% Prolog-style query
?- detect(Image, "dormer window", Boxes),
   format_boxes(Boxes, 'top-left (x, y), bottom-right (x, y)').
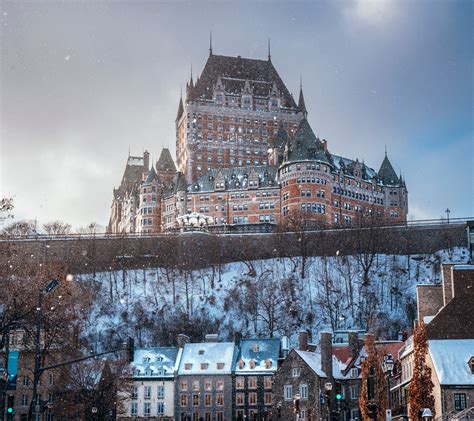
top-left (156, 356), bottom-right (163, 362)
top-left (199, 349), bottom-right (205, 355)
top-left (184, 363), bottom-right (193, 370)
top-left (350, 368), bottom-right (359, 378)
top-left (249, 359), bottom-right (256, 369)
top-left (468, 356), bottom-right (474, 374)
top-left (265, 359), bottom-right (272, 369)
top-left (238, 359), bottom-right (245, 369)
top-left (143, 356), bottom-right (151, 363)
top-left (201, 363), bottom-right (209, 370)
top-left (252, 344), bottom-right (260, 353)
top-left (217, 362), bottom-right (225, 370)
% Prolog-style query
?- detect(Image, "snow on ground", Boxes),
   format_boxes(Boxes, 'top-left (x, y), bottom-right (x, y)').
top-left (79, 247), bottom-right (470, 348)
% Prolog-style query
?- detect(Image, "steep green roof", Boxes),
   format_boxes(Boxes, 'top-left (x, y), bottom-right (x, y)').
top-left (156, 148), bottom-right (176, 172)
top-left (377, 154), bottom-right (399, 186)
top-left (287, 118), bottom-right (332, 165)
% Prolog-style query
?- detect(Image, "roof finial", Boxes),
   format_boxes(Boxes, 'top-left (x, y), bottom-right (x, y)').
top-left (209, 30), bottom-right (213, 55)
top-left (128, 145), bottom-right (130, 157)
top-left (300, 75), bottom-right (302, 90)
top-left (190, 63), bottom-right (193, 86)
top-left (385, 144), bottom-right (387, 157)
top-left (268, 37), bottom-right (271, 61)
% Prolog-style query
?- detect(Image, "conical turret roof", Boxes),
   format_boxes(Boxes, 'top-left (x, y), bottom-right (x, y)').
top-left (377, 154), bottom-right (399, 186)
top-left (156, 148), bottom-right (177, 172)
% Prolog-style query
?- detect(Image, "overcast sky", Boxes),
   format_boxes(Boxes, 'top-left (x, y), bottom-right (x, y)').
top-left (1, 0), bottom-right (472, 229)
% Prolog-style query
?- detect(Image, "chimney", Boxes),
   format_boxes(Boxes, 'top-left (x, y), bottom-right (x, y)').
top-left (177, 334), bottom-right (190, 349)
top-left (441, 264), bottom-right (456, 305)
top-left (348, 331), bottom-right (361, 359)
top-left (205, 334), bottom-right (219, 343)
top-left (143, 150), bottom-right (150, 170)
top-left (416, 284), bottom-right (444, 322)
top-left (452, 265), bottom-right (474, 298)
top-left (299, 330), bottom-right (309, 351)
top-left (320, 331), bottom-right (333, 379)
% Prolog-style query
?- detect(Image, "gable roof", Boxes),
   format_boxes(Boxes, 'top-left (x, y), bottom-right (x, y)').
top-left (188, 53), bottom-right (297, 108)
top-left (428, 339), bottom-right (474, 385)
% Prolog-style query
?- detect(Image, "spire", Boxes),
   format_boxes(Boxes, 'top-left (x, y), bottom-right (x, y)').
top-left (209, 30), bottom-right (213, 55)
top-left (297, 77), bottom-right (307, 117)
top-left (190, 63), bottom-right (193, 87)
top-left (267, 38), bottom-right (271, 61)
top-left (176, 92), bottom-right (184, 122)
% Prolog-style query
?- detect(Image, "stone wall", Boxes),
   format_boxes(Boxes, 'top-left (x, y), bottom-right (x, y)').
top-left (0, 223), bottom-right (468, 275)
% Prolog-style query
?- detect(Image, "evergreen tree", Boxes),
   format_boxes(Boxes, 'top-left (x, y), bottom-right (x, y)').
top-left (359, 334), bottom-right (387, 420)
top-left (408, 321), bottom-right (435, 420)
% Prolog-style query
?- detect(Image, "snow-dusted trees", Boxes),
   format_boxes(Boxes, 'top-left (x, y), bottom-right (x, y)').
top-left (2, 219), bottom-right (37, 236)
top-left (359, 334), bottom-right (387, 421)
top-left (408, 321), bottom-right (435, 420)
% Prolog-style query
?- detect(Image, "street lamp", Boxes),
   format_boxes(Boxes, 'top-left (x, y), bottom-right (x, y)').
top-left (445, 208), bottom-right (451, 223)
top-left (421, 408), bottom-right (433, 421)
top-left (30, 279), bottom-right (60, 421)
top-left (324, 382), bottom-right (333, 421)
top-left (383, 354), bottom-right (395, 418)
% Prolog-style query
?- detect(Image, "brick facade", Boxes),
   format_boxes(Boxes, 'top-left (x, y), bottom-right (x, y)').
top-left (109, 47), bottom-right (409, 234)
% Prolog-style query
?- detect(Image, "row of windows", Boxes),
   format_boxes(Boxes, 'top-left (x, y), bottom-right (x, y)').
top-left (188, 113), bottom-right (295, 128)
top-left (131, 385), bottom-right (165, 399)
top-left (141, 218), bottom-right (153, 226)
top-left (301, 203), bottom-right (326, 214)
top-left (181, 393), bottom-right (224, 406)
top-left (180, 411), bottom-right (224, 421)
top-left (235, 376), bottom-right (272, 389)
top-left (235, 392), bottom-right (272, 405)
top-left (333, 187), bottom-right (383, 204)
top-left (259, 214), bottom-right (276, 223)
top-left (300, 190), bottom-right (325, 198)
top-left (180, 378), bottom-right (224, 391)
top-left (131, 401), bottom-right (164, 416)
top-left (281, 164), bottom-right (330, 174)
top-left (183, 362), bottom-right (225, 371)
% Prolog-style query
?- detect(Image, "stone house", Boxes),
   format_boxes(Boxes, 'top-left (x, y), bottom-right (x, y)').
top-left (119, 347), bottom-right (179, 420)
top-left (175, 335), bottom-right (237, 421)
top-left (391, 264), bottom-right (474, 420)
top-left (233, 338), bottom-right (283, 420)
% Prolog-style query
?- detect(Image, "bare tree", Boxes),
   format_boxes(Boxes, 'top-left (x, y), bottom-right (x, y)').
top-left (2, 219), bottom-right (36, 236)
top-left (42, 220), bottom-right (72, 235)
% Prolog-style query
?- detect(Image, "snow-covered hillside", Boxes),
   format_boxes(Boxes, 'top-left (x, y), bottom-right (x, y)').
top-left (81, 247), bottom-right (470, 349)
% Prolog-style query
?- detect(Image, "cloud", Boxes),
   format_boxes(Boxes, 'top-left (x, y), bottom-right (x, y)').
top-left (343, 0), bottom-right (400, 27)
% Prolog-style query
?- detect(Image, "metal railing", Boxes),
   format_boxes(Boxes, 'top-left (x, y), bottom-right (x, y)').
top-left (0, 217), bottom-right (472, 241)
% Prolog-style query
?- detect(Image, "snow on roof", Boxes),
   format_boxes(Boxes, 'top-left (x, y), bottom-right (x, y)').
top-left (178, 342), bottom-right (237, 375)
top-left (424, 315), bottom-right (435, 324)
top-left (294, 349), bottom-right (343, 378)
top-left (235, 338), bottom-right (281, 373)
top-left (295, 350), bottom-right (326, 377)
top-left (428, 339), bottom-right (474, 385)
top-left (132, 347), bottom-right (179, 378)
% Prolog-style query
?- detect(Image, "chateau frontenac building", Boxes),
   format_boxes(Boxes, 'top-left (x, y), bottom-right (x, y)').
top-left (108, 45), bottom-right (408, 234)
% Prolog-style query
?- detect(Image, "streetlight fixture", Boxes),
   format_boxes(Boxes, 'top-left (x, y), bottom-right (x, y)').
top-left (445, 208), bottom-right (451, 223)
top-left (421, 408), bottom-right (433, 421)
top-left (383, 354), bottom-right (395, 420)
top-left (30, 279), bottom-right (60, 421)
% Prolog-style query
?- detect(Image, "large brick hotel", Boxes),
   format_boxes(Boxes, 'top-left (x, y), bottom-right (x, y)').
top-left (108, 45), bottom-right (408, 234)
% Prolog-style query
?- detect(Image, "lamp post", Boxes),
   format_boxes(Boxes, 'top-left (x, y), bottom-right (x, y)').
top-left (29, 279), bottom-right (59, 421)
top-left (445, 208), bottom-right (451, 223)
top-left (324, 382), bottom-right (333, 421)
top-left (383, 354), bottom-right (394, 420)
top-left (421, 408), bottom-right (433, 421)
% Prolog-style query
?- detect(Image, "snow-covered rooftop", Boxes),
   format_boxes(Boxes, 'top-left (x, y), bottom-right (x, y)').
top-left (428, 340), bottom-right (474, 385)
top-left (132, 347), bottom-right (179, 378)
top-left (177, 342), bottom-right (237, 375)
top-left (235, 338), bottom-right (281, 373)
top-left (295, 349), bottom-right (344, 378)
